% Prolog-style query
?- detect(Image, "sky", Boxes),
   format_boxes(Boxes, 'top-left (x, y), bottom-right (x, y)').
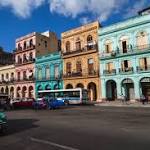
top-left (0, 0), bottom-right (149, 52)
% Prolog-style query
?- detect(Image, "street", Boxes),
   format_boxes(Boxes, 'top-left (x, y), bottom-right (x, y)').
top-left (0, 106), bottom-right (150, 150)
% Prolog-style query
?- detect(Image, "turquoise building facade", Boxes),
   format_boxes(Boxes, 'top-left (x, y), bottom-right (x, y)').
top-left (35, 51), bottom-right (63, 97)
top-left (98, 13), bottom-right (150, 101)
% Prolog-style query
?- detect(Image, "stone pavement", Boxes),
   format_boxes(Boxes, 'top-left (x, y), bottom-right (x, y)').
top-left (95, 101), bottom-right (150, 108)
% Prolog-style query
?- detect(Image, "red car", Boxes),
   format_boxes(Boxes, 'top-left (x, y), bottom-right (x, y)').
top-left (11, 98), bottom-right (34, 109)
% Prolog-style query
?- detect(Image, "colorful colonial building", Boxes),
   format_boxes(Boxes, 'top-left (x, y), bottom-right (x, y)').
top-left (0, 65), bottom-right (15, 98)
top-left (35, 51), bottom-right (63, 97)
top-left (61, 21), bottom-right (101, 101)
top-left (98, 12), bottom-right (150, 101)
top-left (14, 31), bottom-right (58, 98)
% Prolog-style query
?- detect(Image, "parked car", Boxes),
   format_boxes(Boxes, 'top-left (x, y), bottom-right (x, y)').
top-left (11, 98), bottom-right (34, 109)
top-left (47, 97), bottom-right (69, 109)
top-left (32, 98), bottom-right (47, 109)
top-left (0, 109), bottom-right (7, 134)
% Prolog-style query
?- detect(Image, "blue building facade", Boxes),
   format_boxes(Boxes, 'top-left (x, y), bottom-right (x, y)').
top-left (35, 51), bottom-right (63, 97)
top-left (98, 13), bottom-right (150, 101)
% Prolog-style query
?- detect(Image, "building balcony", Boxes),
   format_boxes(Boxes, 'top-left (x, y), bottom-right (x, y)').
top-left (0, 79), bottom-right (15, 85)
top-left (36, 76), bottom-right (62, 82)
top-left (137, 66), bottom-right (150, 72)
top-left (119, 67), bottom-right (134, 74)
top-left (103, 69), bottom-right (116, 76)
top-left (63, 70), bottom-right (99, 79)
top-left (15, 77), bottom-right (35, 83)
top-left (62, 44), bottom-right (98, 57)
top-left (100, 44), bottom-right (150, 59)
top-left (15, 58), bottom-right (35, 66)
top-left (14, 45), bottom-right (35, 54)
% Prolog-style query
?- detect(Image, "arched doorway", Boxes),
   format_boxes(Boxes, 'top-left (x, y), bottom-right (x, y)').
top-left (45, 84), bottom-right (51, 90)
top-left (1, 87), bottom-right (4, 94)
top-left (122, 78), bottom-right (135, 101)
top-left (87, 82), bottom-right (97, 101)
top-left (66, 84), bottom-right (73, 89)
top-left (106, 80), bottom-right (117, 101)
top-left (16, 87), bottom-right (21, 98)
top-left (29, 86), bottom-right (34, 98)
top-left (10, 87), bottom-right (14, 98)
top-left (140, 77), bottom-right (150, 101)
top-left (76, 83), bottom-right (84, 88)
top-left (22, 86), bottom-right (27, 98)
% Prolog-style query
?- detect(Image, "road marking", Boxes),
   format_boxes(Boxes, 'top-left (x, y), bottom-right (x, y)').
top-left (30, 137), bottom-right (79, 150)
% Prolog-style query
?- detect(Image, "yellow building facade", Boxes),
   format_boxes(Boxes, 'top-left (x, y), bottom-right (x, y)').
top-left (61, 21), bottom-right (101, 101)
top-left (0, 65), bottom-right (15, 98)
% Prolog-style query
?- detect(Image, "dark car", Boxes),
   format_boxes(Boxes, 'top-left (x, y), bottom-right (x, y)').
top-left (32, 98), bottom-right (47, 109)
top-left (47, 97), bottom-right (68, 109)
top-left (11, 98), bottom-right (34, 109)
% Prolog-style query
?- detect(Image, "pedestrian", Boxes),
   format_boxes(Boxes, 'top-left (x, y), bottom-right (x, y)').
top-left (141, 94), bottom-right (146, 105)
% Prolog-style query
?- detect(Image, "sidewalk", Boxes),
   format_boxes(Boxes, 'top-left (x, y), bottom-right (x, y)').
top-left (95, 101), bottom-right (150, 108)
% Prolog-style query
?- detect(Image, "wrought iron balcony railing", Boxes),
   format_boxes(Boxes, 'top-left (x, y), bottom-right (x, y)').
top-left (62, 44), bottom-right (98, 56)
top-left (137, 66), bottom-right (150, 72)
top-left (63, 70), bottom-right (99, 78)
top-left (15, 58), bottom-right (35, 66)
top-left (119, 67), bottom-right (134, 74)
top-left (14, 45), bottom-right (35, 53)
top-left (100, 44), bottom-right (150, 58)
top-left (15, 77), bottom-right (35, 82)
top-left (103, 69), bottom-right (116, 75)
top-left (36, 76), bottom-right (62, 82)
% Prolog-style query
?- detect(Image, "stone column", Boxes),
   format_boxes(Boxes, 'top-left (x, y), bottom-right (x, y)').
top-left (134, 80), bottom-right (141, 101)
top-left (117, 80), bottom-right (122, 100)
top-left (101, 79), bottom-right (106, 101)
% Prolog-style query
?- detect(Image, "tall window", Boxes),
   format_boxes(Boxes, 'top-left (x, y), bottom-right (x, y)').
top-left (38, 68), bottom-right (42, 80)
top-left (17, 72), bottom-right (20, 81)
top-left (76, 41), bottom-right (81, 51)
top-left (122, 41), bottom-right (127, 53)
top-left (23, 54), bottom-right (27, 62)
top-left (106, 62), bottom-right (114, 72)
top-left (23, 71), bottom-right (27, 80)
top-left (29, 52), bottom-right (33, 61)
top-left (121, 60), bottom-right (131, 71)
top-left (6, 73), bottom-right (9, 80)
top-left (66, 41), bottom-right (70, 52)
top-left (18, 55), bottom-right (22, 64)
top-left (76, 61), bottom-right (82, 73)
top-left (1, 74), bottom-right (4, 81)
top-left (54, 65), bottom-right (59, 79)
top-left (18, 43), bottom-right (22, 50)
top-left (30, 39), bottom-right (33, 47)
top-left (88, 58), bottom-right (94, 74)
top-left (11, 73), bottom-right (14, 80)
top-left (45, 66), bottom-right (50, 79)
top-left (139, 57), bottom-right (149, 70)
top-left (24, 41), bottom-right (27, 50)
top-left (87, 35), bottom-right (93, 43)
top-left (137, 31), bottom-right (148, 50)
top-left (66, 62), bottom-right (71, 74)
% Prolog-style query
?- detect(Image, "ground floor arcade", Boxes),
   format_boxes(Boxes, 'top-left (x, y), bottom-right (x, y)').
top-left (101, 75), bottom-right (150, 102)
top-left (0, 85), bottom-right (14, 98)
top-left (14, 83), bottom-right (35, 98)
top-left (64, 78), bottom-right (101, 101)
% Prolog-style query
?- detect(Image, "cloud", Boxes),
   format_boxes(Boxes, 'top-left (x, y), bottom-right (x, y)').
top-left (49, 0), bottom-right (150, 22)
top-left (0, 0), bottom-right (45, 18)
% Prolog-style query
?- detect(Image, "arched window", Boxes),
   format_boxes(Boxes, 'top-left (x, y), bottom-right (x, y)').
top-left (76, 38), bottom-right (81, 51)
top-left (76, 61), bottom-right (82, 73)
top-left (23, 54), bottom-right (27, 62)
top-left (29, 52), bottom-right (33, 61)
top-left (24, 41), bottom-right (27, 50)
top-left (66, 62), bottom-right (72, 74)
top-left (29, 39), bottom-right (33, 47)
top-left (6, 73), bottom-right (9, 80)
top-left (105, 40), bottom-right (113, 53)
top-left (136, 31), bottom-right (148, 50)
top-left (66, 41), bottom-right (70, 52)
top-left (1, 74), bottom-right (4, 81)
top-left (87, 35), bottom-right (93, 43)
top-left (18, 43), bottom-right (22, 50)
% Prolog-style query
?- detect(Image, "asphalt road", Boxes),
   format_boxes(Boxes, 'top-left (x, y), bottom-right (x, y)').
top-left (1, 106), bottom-right (150, 150)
